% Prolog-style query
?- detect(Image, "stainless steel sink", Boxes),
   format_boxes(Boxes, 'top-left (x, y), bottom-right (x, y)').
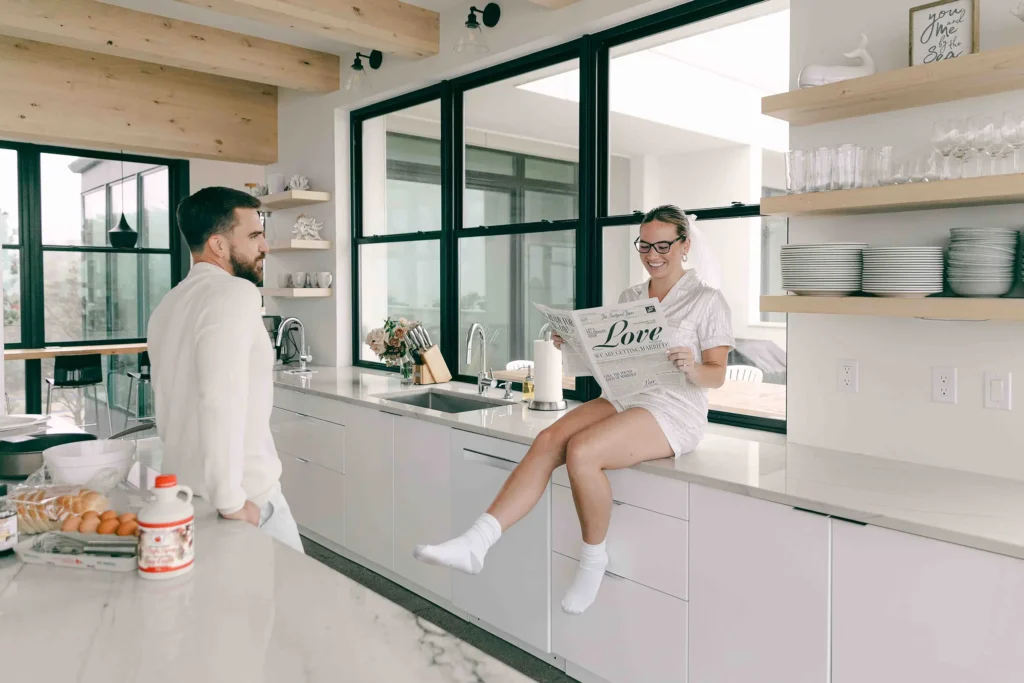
top-left (376, 389), bottom-right (512, 414)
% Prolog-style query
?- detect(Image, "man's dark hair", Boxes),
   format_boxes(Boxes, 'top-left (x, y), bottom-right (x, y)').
top-left (176, 187), bottom-right (261, 252)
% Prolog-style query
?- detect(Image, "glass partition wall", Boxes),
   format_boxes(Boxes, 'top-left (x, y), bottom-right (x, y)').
top-left (352, 0), bottom-right (788, 431)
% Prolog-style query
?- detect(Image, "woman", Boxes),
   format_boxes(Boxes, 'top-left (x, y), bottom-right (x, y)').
top-left (415, 205), bottom-right (734, 615)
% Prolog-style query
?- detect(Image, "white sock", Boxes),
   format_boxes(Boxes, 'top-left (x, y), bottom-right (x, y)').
top-left (414, 513), bottom-right (502, 575)
top-left (561, 540), bottom-right (609, 615)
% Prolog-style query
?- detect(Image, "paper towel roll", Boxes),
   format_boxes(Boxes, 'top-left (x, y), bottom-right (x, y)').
top-left (533, 339), bottom-right (563, 404)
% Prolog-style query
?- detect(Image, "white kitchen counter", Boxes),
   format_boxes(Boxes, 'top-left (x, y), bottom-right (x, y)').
top-left (275, 366), bottom-right (1024, 561)
top-left (0, 486), bottom-right (533, 682)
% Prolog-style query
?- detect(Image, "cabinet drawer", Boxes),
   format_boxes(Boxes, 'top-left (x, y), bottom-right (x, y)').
top-left (273, 387), bottom-right (349, 426)
top-left (552, 551), bottom-right (687, 683)
top-left (271, 407), bottom-right (345, 474)
top-left (451, 429), bottom-right (530, 465)
top-left (552, 484), bottom-right (687, 600)
top-left (279, 453), bottom-right (344, 547)
top-left (553, 465), bottom-right (687, 520)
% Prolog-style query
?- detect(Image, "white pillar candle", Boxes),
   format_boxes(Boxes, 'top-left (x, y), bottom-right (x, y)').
top-left (533, 339), bottom-right (563, 404)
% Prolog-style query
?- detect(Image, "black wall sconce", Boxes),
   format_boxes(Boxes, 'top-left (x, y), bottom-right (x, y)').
top-left (344, 50), bottom-right (383, 92)
top-left (455, 3), bottom-right (501, 54)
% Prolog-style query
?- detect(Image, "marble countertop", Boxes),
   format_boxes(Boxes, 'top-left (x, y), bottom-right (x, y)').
top-left (0, 490), bottom-right (533, 682)
top-left (275, 366), bottom-right (1024, 561)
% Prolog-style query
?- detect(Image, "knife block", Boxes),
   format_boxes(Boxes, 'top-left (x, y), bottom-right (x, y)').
top-left (414, 346), bottom-right (452, 384)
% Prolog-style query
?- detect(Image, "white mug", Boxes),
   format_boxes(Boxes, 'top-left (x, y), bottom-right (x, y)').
top-left (315, 272), bottom-right (333, 288)
top-left (292, 272), bottom-right (308, 288)
top-left (278, 273), bottom-right (292, 288)
top-left (267, 173), bottom-right (286, 194)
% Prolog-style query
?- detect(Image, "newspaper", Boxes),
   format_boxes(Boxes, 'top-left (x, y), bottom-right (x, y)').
top-left (535, 300), bottom-right (686, 401)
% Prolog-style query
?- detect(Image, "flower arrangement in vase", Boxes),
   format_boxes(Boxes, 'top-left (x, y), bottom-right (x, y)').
top-left (365, 317), bottom-right (417, 384)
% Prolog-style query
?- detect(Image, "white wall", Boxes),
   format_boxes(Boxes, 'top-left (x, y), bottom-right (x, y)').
top-left (189, 159), bottom-right (264, 193)
top-left (788, 0), bottom-right (1024, 479)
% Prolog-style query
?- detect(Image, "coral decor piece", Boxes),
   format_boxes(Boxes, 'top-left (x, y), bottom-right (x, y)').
top-left (291, 214), bottom-right (324, 241)
top-left (286, 175), bottom-right (311, 191)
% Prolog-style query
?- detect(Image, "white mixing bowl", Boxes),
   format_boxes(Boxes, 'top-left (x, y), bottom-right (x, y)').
top-left (43, 439), bottom-right (136, 486)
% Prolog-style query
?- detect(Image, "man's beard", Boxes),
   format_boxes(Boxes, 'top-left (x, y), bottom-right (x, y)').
top-left (230, 249), bottom-right (264, 286)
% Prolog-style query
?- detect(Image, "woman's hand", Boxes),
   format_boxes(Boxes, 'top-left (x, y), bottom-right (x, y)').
top-left (551, 333), bottom-right (565, 350)
top-left (667, 346), bottom-right (696, 375)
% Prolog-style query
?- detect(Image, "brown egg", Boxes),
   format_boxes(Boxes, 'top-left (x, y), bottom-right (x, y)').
top-left (97, 518), bottom-right (119, 535)
top-left (100, 510), bottom-right (118, 522)
top-left (79, 517), bottom-right (101, 534)
top-left (118, 512), bottom-right (136, 524)
top-left (81, 510), bottom-right (100, 523)
top-left (61, 516), bottom-right (82, 532)
top-left (116, 520), bottom-right (139, 537)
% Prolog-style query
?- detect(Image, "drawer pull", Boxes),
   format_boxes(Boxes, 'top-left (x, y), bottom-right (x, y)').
top-left (464, 449), bottom-right (517, 472)
top-left (612, 500), bottom-right (623, 506)
top-left (831, 515), bottom-right (867, 527)
top-left (379, 410), bottom-right (402, 417)
top-left (295, 457), bottom-right (311, 464)
top-left (793, 506), bottom-right (829, 517)
top-left (604, 570), bottom-right (626, 581)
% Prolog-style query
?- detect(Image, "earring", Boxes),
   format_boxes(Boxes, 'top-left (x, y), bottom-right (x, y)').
top-left (683, 254), bottom-right (689, 262)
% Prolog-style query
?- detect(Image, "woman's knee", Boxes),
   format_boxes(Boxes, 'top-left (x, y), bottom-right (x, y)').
top-left (526, 427), bottom-right (568, 467)
top-left (564, 433), bottom-right (601, 474)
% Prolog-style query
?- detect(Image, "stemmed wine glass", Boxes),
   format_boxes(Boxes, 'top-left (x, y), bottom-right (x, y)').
top-left (967, 117), bottom-right (996, 177)
top-left (948, 119), bottom-right (971, 179)
top-left (932, 120), bottom-right (956, 179)
top-left (1002, 112), bottom-right (1024, 174)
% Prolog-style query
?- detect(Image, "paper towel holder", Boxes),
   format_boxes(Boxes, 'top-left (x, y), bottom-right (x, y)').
top-left (529, 399), bottom-right (567, 411)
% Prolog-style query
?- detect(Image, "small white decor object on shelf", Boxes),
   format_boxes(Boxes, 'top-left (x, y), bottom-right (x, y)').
top-left (1013, 0), bottom-right (1024, 22)
top-left (286, 175), bottom-right (310, 191)
top-left (292, 214), bottom-right (324, 241)
top-left (910, 0), bottom-right (978, 66)
top-left (798, 34), bottom-right (875, 88)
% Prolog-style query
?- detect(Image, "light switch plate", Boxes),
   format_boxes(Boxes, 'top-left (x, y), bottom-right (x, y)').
top-left (838, 359), bottom-right (858, 393)
top-left (932, 366), bottom-right (957, 404)
top-left (984, 371), bottom-right (1012, 411)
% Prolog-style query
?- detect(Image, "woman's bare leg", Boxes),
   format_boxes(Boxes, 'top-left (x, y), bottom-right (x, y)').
top-left (414, 398), bottom-right (616, 574)
top-left (560, 408), bottom-right (674, 614)
top-left (486, 398), bottom-right (617, 529)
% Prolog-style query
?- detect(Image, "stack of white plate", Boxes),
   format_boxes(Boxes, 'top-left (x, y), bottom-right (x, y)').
top-left (780, 243), bottom-right (865, 296)
top-left (862, 246), bottom-right (944, 298)
top-left (947, 227), bottom-right (1019, 297)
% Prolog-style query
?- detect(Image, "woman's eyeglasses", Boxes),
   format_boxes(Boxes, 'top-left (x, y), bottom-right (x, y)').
top-left (634, 237), bottom-right (683, 254)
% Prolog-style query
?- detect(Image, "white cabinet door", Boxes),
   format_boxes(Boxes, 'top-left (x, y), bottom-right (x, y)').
top-left (689, 485), bottom-right (829, 683)
top-left (279, 453), bottom-right (344, 547)
top-left (832, 521), bottom-right (1024, 683)
top-left (450, 431), bottom-right (549, 653)
top-left (552, 552), bottom-right (687, 683)
top-left (343, 406), bottom-right (394, 569)
top-left (271, 407), bottom-right (345, 473)
top-left (393, 416), bottom-right (451, 600)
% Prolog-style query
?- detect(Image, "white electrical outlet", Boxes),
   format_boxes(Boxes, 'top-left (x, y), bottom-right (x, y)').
top-left (932, 366), bottom-right (957, 404)
top-left (838, 359), bottom-right (859, 393)
top-left (984, 372), bottom-right (1012, 411)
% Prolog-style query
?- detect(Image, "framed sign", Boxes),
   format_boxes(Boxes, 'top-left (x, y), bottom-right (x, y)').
top-left (910, 0), bottom-right (979, 66)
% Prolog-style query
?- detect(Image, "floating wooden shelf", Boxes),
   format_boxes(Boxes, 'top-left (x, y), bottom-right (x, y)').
top-left (763, 43), bottom-right (1024, 126)
top-left (258, 288), bottom-right (333, 298)
top-left (762, 173), bottom-right (1024, 216)
top-left (269, 239), bottom-right (332, 252)
top-left (761, 295), bottom-right (1024, 322)
top-left (259, 190), bottom-right (331, 211)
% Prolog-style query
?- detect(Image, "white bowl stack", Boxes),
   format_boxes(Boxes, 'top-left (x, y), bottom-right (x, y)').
top-left (947, 228), bottom-right (1019, 298)
top-left (862, 246), bottom-right (944, 298)
top-left (780, 243), bottom-right (865, 296)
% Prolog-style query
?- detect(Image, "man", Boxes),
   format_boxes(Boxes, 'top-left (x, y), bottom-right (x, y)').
top-left (148, 186), bottom-right (303, 553)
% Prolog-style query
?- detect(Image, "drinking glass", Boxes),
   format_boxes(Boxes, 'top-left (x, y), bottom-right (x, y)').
top-left (813, 146), bottom-right (835, 192)
top-left (984, 125), bottom-right (1007, 175)
top-left (948, 119), bottom-right (970, 179)
top-left (1001, 112), bottom-right (1024, 174)
top-left (835, 143), bottom-right (857, 190)
top-left (854, 145), bottom-right (872, 188)
top-left (893, 156), bottom-right (911, 185)
top-left (967, 116), bottom-right (995, 177)
top-left (875, 146), bottom-right (896, 186)
top-left (932, 120), bottom-right (956, 179)
top-left (785, 150), bottom-right (808, 194)
top-left (912, 152), bottom-right (941, 182)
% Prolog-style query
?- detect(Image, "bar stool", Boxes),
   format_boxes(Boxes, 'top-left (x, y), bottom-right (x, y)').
top-left (46, 354), bottom-right (113, 436)
top-left (124, 352), bottom-right (153, 431)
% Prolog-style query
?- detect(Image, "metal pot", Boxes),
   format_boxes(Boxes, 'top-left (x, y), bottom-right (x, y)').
top-left (0, 433), bottom-right (97, 479)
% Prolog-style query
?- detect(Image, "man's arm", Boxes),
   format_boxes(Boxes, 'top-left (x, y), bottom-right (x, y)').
top-left (194, 283), bottom-right (259, 519)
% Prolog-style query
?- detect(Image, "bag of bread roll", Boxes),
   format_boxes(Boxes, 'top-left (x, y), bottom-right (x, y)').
top-left (9, 486), bottom-right (110, 534)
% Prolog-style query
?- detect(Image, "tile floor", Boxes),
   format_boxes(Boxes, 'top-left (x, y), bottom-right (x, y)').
top-left (302, 538), bottom-right (576, 683)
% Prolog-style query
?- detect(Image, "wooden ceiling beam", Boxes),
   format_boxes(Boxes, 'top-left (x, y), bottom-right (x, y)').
top-left (0, 0), bottom-right (339, 92)
top-left (526, 0), bottom-right (582, 7)
top-left (174, 0), bottom-right (440, 58)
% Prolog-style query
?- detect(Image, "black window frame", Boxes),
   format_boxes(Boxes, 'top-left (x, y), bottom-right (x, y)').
top-left (351, 0), bottom-right (785, 433)
top-left (0, 139), bottom-right (189, 413)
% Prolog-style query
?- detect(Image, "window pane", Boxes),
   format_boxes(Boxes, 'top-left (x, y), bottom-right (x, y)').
top-left (142, 168), bottom-right (170, 249)
top-left (465, 188), bottom-right (513, 228)
top-left (363, 101), bottom-right (441, 237)
top-left (459, 231), bottom-right (576, 389)
top-left (4, 361), bottom-right (25, 414)
top-left (0, 149), bottom-right (18, 243)
top-left (3, 247), bottom-right (20, 345)
top-left (605, 7), bottom-right (789, 215)
top-left (603, 219), bottom-right (786, 421)
top-left (465, 59), bottom-right (579, 226)
top-left (42, 154), bottom-right (167, 247)
top-left (40, 353), bottom-right (142, 437)
top-left (44, 252), bottom-right (170, 342)
top-left (359, 241), bottom-right (441, 362)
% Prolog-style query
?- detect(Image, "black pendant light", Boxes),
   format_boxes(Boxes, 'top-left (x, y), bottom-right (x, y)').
top-left (108, 150), bottom-right (138, 249)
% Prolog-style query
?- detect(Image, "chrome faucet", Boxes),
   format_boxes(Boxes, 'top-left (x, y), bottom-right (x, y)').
top-left (276, 317), bottom-right (313, 374)
top-left (466, 322), bottom-right (494, 394)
